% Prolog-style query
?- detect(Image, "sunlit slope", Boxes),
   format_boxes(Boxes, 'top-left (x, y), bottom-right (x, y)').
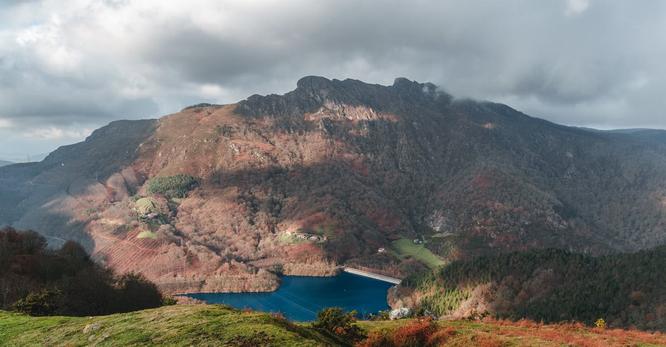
top-left (0, 305), bottom-right (335, 347)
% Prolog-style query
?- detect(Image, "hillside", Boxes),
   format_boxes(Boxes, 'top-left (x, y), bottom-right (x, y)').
top-left (391, 246), bottom-right (666, 331)
top-left (1, 305), bottom-right (665, 346)
top-left (2, 76), bottom-right (666, 293)
top-left (0, 305), bottom-right (336, 346)
top-left (0, 160), bottom-right (12, 167)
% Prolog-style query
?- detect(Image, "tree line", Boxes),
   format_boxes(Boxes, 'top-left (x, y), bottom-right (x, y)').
top-left (0, 227), bottom-right (169, 316)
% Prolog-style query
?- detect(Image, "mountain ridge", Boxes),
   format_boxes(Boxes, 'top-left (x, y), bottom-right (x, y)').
top-left (2, 76), bottom-right (666, 294)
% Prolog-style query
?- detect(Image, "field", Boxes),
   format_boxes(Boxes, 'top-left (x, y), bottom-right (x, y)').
top-left (391, 238), bottom-right (446, 269)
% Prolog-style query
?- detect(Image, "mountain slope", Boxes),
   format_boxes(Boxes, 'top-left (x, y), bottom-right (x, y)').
top-left (0, 160), bottom-right (11, 167)
top-left (391, 245), bottom-right (666, 331)
top-left (1, 76), bottom-right (666, 293)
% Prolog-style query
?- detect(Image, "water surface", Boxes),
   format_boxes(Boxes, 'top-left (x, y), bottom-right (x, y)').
top-left (183, 272), bottom-right (393, 321)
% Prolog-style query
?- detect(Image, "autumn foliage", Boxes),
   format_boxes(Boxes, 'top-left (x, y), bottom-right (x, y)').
top-left (357, 318), bottom-right (450, 347)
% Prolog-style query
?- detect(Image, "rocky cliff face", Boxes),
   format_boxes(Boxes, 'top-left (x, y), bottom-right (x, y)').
top-left (2, 76), bottom-right (666, 293)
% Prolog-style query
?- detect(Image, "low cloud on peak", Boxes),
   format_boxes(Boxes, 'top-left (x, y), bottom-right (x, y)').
top-left (1, 0), bottom-right (665, 157)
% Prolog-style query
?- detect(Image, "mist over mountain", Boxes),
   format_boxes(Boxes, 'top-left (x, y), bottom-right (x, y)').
top-left (2, 77), bottom-right (666, 295)
top-left (0, 160), bottom-right (12, 167)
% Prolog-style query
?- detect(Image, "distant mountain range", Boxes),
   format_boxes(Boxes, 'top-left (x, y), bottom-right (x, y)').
top-left (0, 160), bottom-right (13, 167)
top-left (2, 76), bottom-right (666, 294)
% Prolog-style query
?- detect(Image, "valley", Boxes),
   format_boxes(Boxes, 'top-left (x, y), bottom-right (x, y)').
top-left (1, 77), bottom-right (666, 326)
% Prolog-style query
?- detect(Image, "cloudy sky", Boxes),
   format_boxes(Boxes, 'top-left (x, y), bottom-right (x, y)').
top-left (1, 0), bottom-right (665, 161)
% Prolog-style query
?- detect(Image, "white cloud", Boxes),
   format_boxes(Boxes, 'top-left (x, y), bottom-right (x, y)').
top-left (0, 119), bottom-right (12, 128)
top-left (565, 0), bottom-right (591, 16)
top-left (199, 83), bottom-right (229, 98)
top-left (22, 126), bottom-right (93, 140)
top-left (15, 14), bottom-right (83, 74)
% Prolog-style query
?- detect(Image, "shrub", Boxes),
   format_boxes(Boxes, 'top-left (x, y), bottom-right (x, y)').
top-left (113, 273), bottom-right (164, 313)
top-left (313, 307), bottom-right (365, 343)
top-left (135, 197), bottom-right (159, 215)
top-left (392, 318), bottom-right (438, 347)
top-left (357, 318), bottom-right (445, 347)
top-left (595, 318), bottom-right (606, 329)
top-left (13, 289), bottom-right (61, 316)
top-left (147, 174), bottom-right (198, 199)
top-left (162, 296), bottom-right (178, 306)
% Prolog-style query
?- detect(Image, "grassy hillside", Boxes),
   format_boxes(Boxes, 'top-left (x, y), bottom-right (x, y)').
top-left (0, 305), bottom-right (335, 347)
top-left (2, 305), bottom-right (665, 346)
top-left (358, 319), bottom-right (666, 347)
top-left (391, 238), bottom-right (445, 269)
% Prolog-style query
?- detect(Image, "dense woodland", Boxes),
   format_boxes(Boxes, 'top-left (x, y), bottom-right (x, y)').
top-left (404, 247), bottom-right (666, 331)
top-left (0, 227), bottom-right (167, 316)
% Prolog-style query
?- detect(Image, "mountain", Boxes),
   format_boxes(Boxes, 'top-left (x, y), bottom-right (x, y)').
top-left (0, 160), bottom-right (12, 167)
top-left (2, 76), bottom-right (666, 293)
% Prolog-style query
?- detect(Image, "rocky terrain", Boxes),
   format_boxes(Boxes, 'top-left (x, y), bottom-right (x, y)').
top-left (2, 76), bottom-right (666, 293)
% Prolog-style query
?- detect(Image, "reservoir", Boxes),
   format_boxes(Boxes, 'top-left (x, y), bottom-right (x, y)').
top-left (182, 272), bottom-right (394, 321)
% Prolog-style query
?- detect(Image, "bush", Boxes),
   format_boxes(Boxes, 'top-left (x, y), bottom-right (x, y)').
top-left (358, 318), bottom-right (443, 347)
top-left (312, 307), bottom-right (365, 343)
top-left (135, 197), bottom-right (159, 215)
top-left (147, 174), bottom-right (198, 199)
top-left (113, 273), bottom-right (164, 313)
top-left (162, 296), bottom-right (178, 306)
top-left (13, 289), bottom-right (61, 316)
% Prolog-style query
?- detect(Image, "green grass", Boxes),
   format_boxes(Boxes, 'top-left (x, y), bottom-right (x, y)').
top-left (277, 232), bottom-right (304, 245)
top-left (391, 238), bottom-right (445, 269)
top-left (136, 230), bottom-right (157, 239)
top-left (0, 305), bottom-right (335, 347)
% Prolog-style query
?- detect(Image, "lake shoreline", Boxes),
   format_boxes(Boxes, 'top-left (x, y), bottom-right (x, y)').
top-left (172, 265), bottom-right (402, 296)
top-left (178, 272), bottom-right (395, 321)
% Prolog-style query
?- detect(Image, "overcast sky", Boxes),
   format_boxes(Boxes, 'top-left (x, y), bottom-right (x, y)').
top-left (1, 0), bottom-right (665, 161)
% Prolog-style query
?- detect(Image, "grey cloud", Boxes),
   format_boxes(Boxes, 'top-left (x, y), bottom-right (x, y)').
top-left (1, 0), bottom-right (666, 157)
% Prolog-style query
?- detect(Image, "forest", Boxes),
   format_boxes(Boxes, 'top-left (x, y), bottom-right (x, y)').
top-left (404, 246), bottom-right (666, 331)
top-left (0, 227), bottom-right (168, 316)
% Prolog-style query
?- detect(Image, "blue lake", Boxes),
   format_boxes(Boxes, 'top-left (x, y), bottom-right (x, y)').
top-left (182, 272), bottom-right (394, 321)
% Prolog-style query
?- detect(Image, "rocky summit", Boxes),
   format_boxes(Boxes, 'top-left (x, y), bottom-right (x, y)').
top-left (2, 76), bottom-right (666, 294)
